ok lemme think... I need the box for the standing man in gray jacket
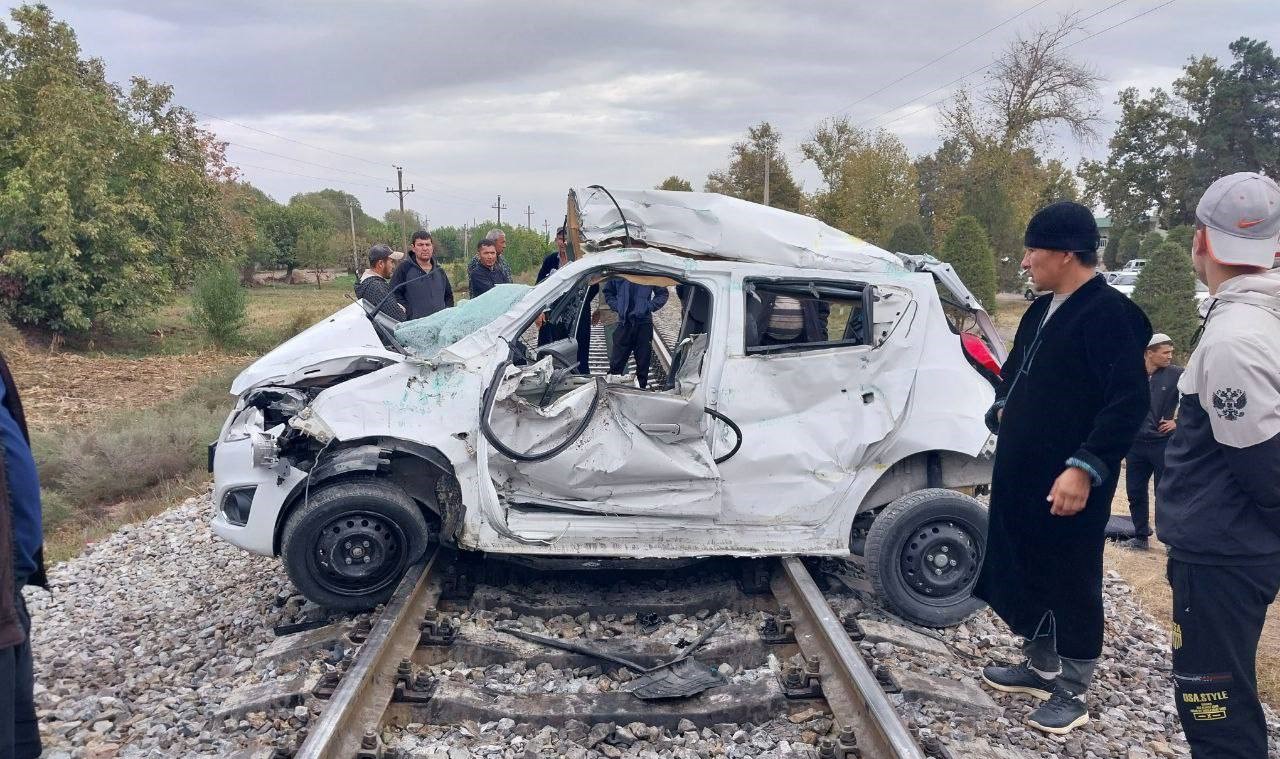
[1119,332,1183,550]
[1157,172,1280,758]
[389,231,454,320]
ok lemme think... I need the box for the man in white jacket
[1157,172,1280,758]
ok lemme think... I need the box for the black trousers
[609,320,654,389]
[0,591,40,759]
[1125,438,1167,538]
[1168,558,1280,759]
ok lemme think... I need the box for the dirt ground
[0,332,248,431]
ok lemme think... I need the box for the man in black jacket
[1119,333,1183,550]
[353,244,406,320]
[467,239,510,297]
[0,353,44,759]
[1157,172,1280,759]
[389,230,454,320]
[976,202,1150,735]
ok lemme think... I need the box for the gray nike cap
[1195,172,1280,267]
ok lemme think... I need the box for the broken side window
[744,280,872,354]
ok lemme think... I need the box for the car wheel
[863,488,987,628]
[1024,289,1035,301]
[281,477,430,611]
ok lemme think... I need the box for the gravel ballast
[24,492,1280,758]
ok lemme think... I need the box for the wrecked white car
[211,188,1005,626]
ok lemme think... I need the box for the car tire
[281,477,430,611]
[864,488,987,628]
[1024,289,1035,301]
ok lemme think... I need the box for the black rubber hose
[480,360,604,463]
[704,407,743,464]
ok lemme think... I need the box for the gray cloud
[12,0,1280,227]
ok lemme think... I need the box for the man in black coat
[976,202,1151,735]
[389,230,454,320]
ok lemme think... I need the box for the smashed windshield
[394,284,531,358]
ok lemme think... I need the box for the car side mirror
[534,337,579,370]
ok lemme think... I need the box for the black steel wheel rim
[898,516,982,607]
[312,510,407,597]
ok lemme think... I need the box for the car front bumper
[211,434,308,556]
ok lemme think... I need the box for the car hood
[231,303,403,395]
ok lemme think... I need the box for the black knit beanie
[1024,201,1099,253]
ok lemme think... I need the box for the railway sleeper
[384,676,790,731]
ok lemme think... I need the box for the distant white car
[1108,271,1210,303]
[1121,259,1147,272]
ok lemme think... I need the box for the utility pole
[525,205,535,230]
[543,219,550,242]
[423,214,429,231]
[462,224,470,258]
[347,201,359,272]
[491,195,507,226]
[385,165,415,253]
[763,145,771,207]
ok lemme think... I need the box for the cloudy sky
[14,1,1280,230]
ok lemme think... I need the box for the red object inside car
[961,333,1001,378]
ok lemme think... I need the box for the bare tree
[943,13,1104,148]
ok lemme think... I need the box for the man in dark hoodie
[389,230,454,320]
[467,239,510,297]
[353,244,406,319]
[0,352,44,758]
[1157,172,1280,759]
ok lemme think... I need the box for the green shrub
[940,215,998,312]
[32,367,240,527]
[886,221,932,255]
[189,263,248,347]
[1132,240,1200,358]
[1138,230,1165,261]
[1165,224,1194,253]
[1117,228,1142,267]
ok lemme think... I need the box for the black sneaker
[1027,688,1089,734]
[981,661,1056,700]
[1119,537,1150,550]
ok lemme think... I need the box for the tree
[656,176,693,191]
[1132,240,1200,356]
[1082,39,1280,229]
[254,202,331,277]
[800,119,918,244]
[704,122,803,212]
[886,222,931,255]
[1116,228,1142,267]
[1103,228,1123,270]
[1165,224,1195,253]
[1138,230,1165,261]
[295,228,340,287]
[290,189,378,238]
[0,5,234,334]
[940,216,997,311]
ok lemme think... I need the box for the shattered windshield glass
[394,284,531,358]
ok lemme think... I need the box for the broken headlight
[223,407,264,443]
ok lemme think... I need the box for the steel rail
[774,557,926,759]
[295,550,442,759]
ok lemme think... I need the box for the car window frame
[743,277,874,356]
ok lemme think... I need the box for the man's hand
[535,313,546,328]
[591,310,602,326]
[1048,467,1092,516]
[997,408,1004,423]
[1158,419,1177,434]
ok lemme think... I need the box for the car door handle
[639,423,682,435]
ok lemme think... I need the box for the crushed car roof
[570,187,906,274]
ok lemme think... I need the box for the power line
[858,0,1160,132]
[230,161,383,189]
[196,109,389,168]
[827,0,1052,121]
[224,141,388,182]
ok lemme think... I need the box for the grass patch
[33,365,243,558]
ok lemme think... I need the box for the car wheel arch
[271,438,462,555]
[849,448,991,550]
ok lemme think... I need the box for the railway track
[290,555,927,759]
